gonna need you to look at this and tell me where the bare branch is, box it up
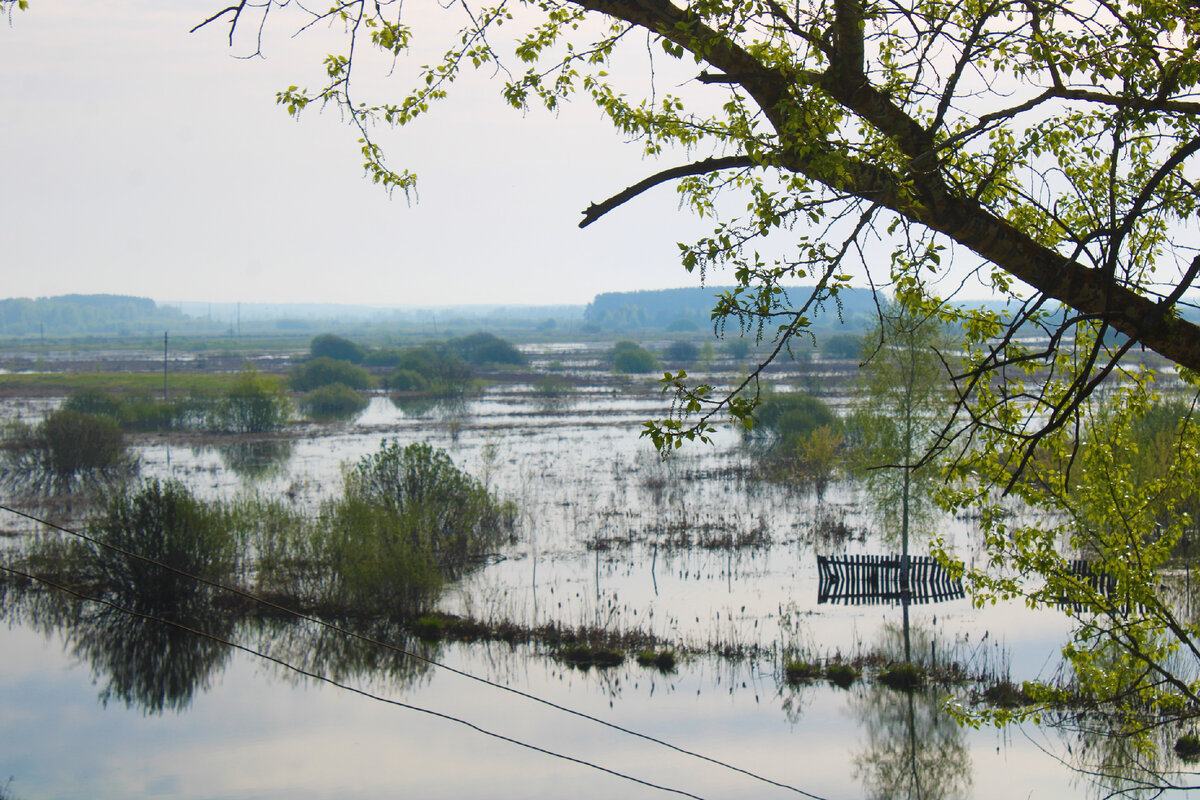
[578,155,755,228]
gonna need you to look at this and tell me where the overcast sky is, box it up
[2,1,1000,309]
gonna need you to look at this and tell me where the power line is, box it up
[0,562,710,800]
[0,501,831,800]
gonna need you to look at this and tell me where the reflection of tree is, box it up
[851,616,972,800]
[1,575,441,713]
[852,683,972,800]
[70,601,232,713]
[1,576,231,714]
[217,438,294,481]
[247,616,434,691]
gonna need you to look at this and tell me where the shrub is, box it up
[723,337,752,359]
[79,480,236,602]
[318,441,514,614]
[448,332,527,367]
[385,345,473,396]
[310,333,365,364]
[2,409,134,492]
[558,644,624,669]
[213,369,291,433]
[982,680,1032,708]
[290,356,374,392]
[636,649,677,671]
[118,395,200,431]
[664,341,699,364]
[609,340,661,374]
[750,392,838,455]
[387,369,430,393]
[364,347,405,367]
[822,332,863,360]
[301,382,368,420]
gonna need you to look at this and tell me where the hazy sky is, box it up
[3,1,995,308]
[1,2,707,306]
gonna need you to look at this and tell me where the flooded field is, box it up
[0,367,1194,799]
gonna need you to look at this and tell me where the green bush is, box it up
[290,356,374,392]
[364,347,405,367]
[387,369,430,393]
[2,409,134,492]
[663,341,699,364]
[448,332,527,367]
[750,391,838,452]
[723,337,752,359]
[310,333,365,364]
[609,340,661,374]
[79,480,236,602]
[213,369,291,433]
[318,441,514,614]
[384,345,473,396]
[822,332,863,360]
[301,382,368,420]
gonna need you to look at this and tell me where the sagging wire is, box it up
[0,561,710,800]
[0,502,833,800]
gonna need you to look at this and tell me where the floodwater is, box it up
[0,381,1194,799]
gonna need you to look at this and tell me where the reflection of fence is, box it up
[1054,559,1140,613]
[816,554,964,605]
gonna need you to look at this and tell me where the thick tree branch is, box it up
[578,155,755,228]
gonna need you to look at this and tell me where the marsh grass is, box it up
[1175,733,1200,763]
[636,649,678,671]
[878,662,926,692]
[825,662,860,689]
[59,372,290,434]
[982,680,1034,708]
[558,643,625,669]
[0,372,262,397]
[785,659,823,684]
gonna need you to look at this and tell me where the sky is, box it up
[1,1,998,309]
[1,1,713,307]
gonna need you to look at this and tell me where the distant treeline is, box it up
[583,286,881,331]
[0,294,199,337]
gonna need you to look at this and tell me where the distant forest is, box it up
[583,286,880,331]
[0,294,198,337]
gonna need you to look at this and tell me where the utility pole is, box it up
[163,331,169,401]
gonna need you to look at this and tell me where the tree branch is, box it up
[578,155,755,228]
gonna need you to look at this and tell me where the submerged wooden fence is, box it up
[816,554,964,605]
[1054,559,1142,613]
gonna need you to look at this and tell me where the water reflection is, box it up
[851,682,972,800]
[851,619,972,800]
[2,581,229,714]
[73,602,231,713]
[1,580,436,714]
[215,438,294,481]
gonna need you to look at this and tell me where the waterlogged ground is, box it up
[1,377,1195,799]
